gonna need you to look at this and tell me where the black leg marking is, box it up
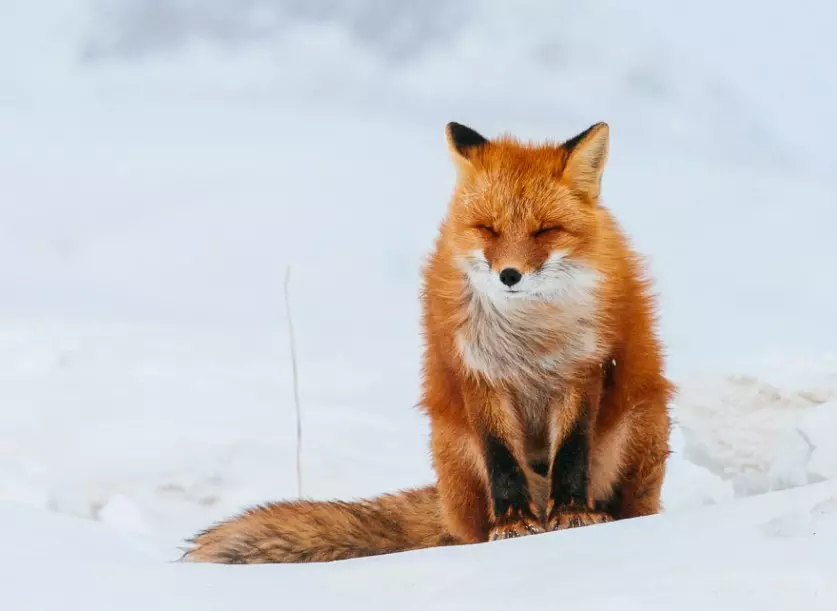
[529,459,549,478]
[602,357,616,394]
[549,403,590,509]
[484,435,534,521]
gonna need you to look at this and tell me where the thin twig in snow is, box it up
[284,266,303,498]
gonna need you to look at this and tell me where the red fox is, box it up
[183,122,674,563]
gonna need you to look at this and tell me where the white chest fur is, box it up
[455,290,601,386]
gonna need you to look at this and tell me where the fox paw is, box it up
[547,508,613,531]
[488,510,544,541]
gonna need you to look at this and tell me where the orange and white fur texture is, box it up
[183,122,674,563]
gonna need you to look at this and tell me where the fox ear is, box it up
[445,122,488,164]
[562,122,609,198]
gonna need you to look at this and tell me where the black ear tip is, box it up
[446,122,488,154]
[445,121,470,135]
[563,122,608,154]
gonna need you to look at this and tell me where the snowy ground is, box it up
[2,1,836,609]
[6,479,837,611]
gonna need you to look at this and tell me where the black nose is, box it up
[499,267,522,287]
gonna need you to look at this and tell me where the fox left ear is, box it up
[445,122,488,165]
[562,122,609,199]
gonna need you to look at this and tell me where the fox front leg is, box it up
[546,380,612,530]
[483,434,545,540]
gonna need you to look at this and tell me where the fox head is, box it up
[442,121,610,306]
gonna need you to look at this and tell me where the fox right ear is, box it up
[561,122,610,199]
[445,122,488,164]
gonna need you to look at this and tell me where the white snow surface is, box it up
[5,481,837,611]
[2,1,837,609]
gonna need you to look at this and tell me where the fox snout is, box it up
[498,267,522,287]
[485,256,539,291]
[462,247,597,304]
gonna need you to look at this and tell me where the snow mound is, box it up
[674,360,837,497]
[4,479,837,611]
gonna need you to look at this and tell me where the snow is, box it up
[5,482,837,610]
[1,0,836,609]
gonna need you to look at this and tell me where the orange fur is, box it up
[183,487,452,564]
[182,122,674,563]
[422,121,673,541]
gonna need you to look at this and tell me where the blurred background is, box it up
[1,0,836,553]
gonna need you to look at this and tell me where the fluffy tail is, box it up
[181,485,454,564]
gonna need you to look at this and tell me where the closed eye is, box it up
[475,225,498,236]
[533,226,562,237]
